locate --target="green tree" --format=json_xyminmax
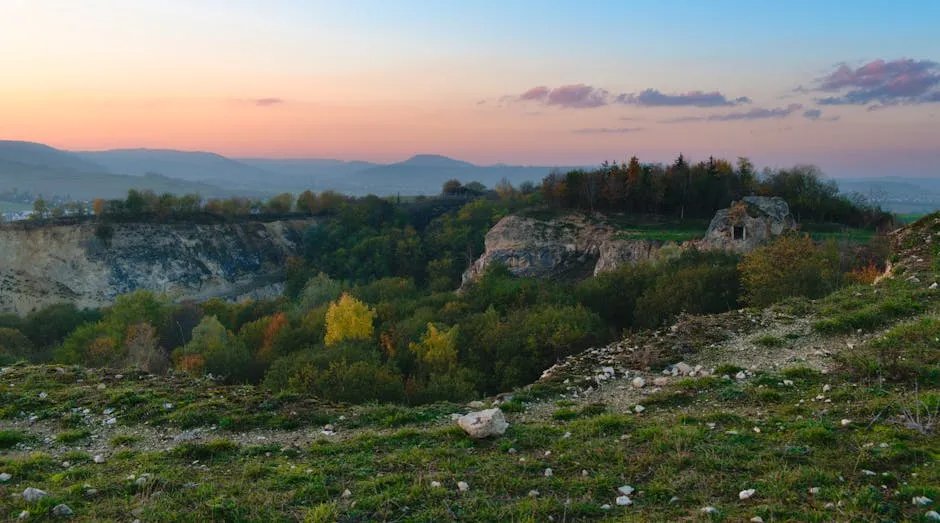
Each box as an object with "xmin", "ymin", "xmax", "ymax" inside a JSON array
[
  {"xmin": 739, "ymin": 234, "xmax": 841, "ymax": 307},
  {"xmin": 409, "ymin": 323, "xmax": 458, "ymax": 372},
  {"xmin": 177, "ymin": 316, "xmax": 248, "ymax": 380}
]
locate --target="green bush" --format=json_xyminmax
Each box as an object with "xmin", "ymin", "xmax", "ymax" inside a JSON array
[{"xmin": 739, "ymin": 234, "xmax": 842, "ymax": 307}]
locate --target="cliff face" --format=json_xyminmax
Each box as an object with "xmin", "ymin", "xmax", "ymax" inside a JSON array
[
  {"xmin": 0, "ymin": 219, "xmax": 313, "ymax": 315},
  {"xmin": 462, "ymin": 214, "xmax": 669, "ymax": 284}
]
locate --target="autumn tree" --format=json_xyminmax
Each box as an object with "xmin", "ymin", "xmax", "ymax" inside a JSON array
[
  {"xmin": 177, "ymin": 316, "xmax": 249, "ymax": 380},
  {"xmin": 296, "ymin": 190, "xmax": 318, "ymax": 214},
  {"xmin": 739, "ymin": 234, "xmax": 841, "ymax": 307},
  {"xmin": 409, "ymin": 323, "xmax": 458, "ymax": 372},
  {"xmin": 324, "ymin": 293, "xmax": 376, "ymax": 346}
]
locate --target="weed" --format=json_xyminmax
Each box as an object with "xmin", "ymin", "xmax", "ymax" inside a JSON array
[{"xmin": 55, "ymin": 429, "xmax": 91, "ymax": 444}]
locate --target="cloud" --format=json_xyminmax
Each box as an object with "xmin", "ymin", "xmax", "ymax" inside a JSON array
[
  {"xmin": 617, "ymin": 89, "xmax": 751, "ymax": 107},
  {"xmin": 660, "ymin": 104, "xmax": 803, "ymax": 123},
  {"xmin": 251, "ymin": 97, "xmax": 286, "ymax": 107},
  {"xmin": 803, "ymin": 109, "xmax": 822, "ymax": 120},
  {"xmin": 572, "ymin": 127, "xmax": 643, "ymax": 134},
  {"xmin": 510, "ymin": 85, "xmax": 749, "ymax": 109},
  {"xmin": 811, "ymin": 58, "xmax": 940, "ymax": 106}
]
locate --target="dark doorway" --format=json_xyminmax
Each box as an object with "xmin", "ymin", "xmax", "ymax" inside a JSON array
[{"xmin": 732, "ymin": 225, "xmax": 745, "ymax": 240}]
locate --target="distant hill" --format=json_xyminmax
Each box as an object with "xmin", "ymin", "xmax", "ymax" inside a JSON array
[
  {"xmin": 836, "ymin": 176, "xmax": 940, "ymax": 213},
  {"xmin": 0, "ymin": 140, "xmax": 107, "ymax": 173},
  {"xmin": 0, "ymin": 141, "xmax": 238, "ymax": 200},
  {"xmin": 235, "ymin": 158, "xmax": 380, "ymax": 185}
]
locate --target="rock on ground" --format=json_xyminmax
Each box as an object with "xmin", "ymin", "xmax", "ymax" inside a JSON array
[{"xmin": 457, "ymin": 408, "xmax": 509, "ymax": 439}]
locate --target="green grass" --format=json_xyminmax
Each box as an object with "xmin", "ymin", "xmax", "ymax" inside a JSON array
[
  {"xmin": 55, "ymin": 428, "xmax": 91, "ymax": 444},
  {"xmin": 0, "ymin": 429, "xmax": 28, "ymax": 449},
  {"xmin": 752, "ymin": 334, "xmax": 786, "ymax": 348}
]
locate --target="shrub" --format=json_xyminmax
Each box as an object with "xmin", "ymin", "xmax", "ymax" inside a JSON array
[
  {"xmin": 175, "ymin": 316, "xmax": 249, "ymax": 381},
  {"xmin": 739, "ymin": 234, "xmax": 842, "ymax": 307},
  {"xmin": 0, "ymin": 327, "xmax": 34, "ymax": 363}
]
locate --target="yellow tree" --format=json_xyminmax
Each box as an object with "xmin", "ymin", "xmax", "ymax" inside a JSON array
[
  {"xmin": 324, "ymin": 293, "xmax": 376, "ymax": 346},
  {"xmin": 409, "ymin": 323, "xmax": 458, "ymax": 372}
]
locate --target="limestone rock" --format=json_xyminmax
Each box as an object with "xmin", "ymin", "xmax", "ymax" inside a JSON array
[
  {"xmin": 702, "ymin": 196, "xmax": 795, "ymax": 252},
  {"xmin": 457, "ymin": 409, "xmax": 509, "ymax": 439},
  {"xmin": 52, "ymin": 504, "xmax": 73, "ymax": 517},
  {"xmin": 22, "ymin": 487, "xmax": 48, "ymax": 502}
]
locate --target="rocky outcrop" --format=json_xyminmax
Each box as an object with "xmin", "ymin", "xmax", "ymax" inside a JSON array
[
  {"xmin": 461, "ymin": 214, "xmax": 669, "ymax": 285},
  {"xmin": 701, "ymin": 196, "xmax": 795, "ymax": 252},
  {"xmin": 0, "ymin": 219, "xmax": 314, "ymax": 315}
]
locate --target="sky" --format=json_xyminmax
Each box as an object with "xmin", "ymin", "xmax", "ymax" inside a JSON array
[{"xmin": 1, "ymin": 0, "xmax": 939, "ymax": 176}]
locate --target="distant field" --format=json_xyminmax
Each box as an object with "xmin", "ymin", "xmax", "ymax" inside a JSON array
[
  {"xmin": 808, "ymin": 229, "xmax": 875, "ymax": 243},
  {"xmin": 897, "ymin": 212, "xmax": 927, "ymax": 224},
  {"xmin": 0, "ymin": 200, "xmax": 31, "ymax": 213}
]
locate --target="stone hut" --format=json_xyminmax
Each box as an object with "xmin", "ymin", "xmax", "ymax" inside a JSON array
[{"xmin": 703, "ymin": 196, "xmax": 795, "ymax": 252}]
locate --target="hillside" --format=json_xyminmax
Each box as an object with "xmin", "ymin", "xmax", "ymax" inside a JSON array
[
  {"xmin": 1, "ymin": 215, "xmax": 937, "ymax": 521},
  {"xmin": 0, "ymin": 141, "xmax": 106, "ymax": 174}
]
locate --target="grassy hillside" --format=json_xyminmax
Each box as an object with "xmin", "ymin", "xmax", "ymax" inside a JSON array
[{"xmin": 1, "ymin": 216, "xmax": 937, "ymax": 521}]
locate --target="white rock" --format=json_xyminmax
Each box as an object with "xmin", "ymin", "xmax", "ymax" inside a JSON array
[
  {"xmin": 809, "ymin": 487, "xmax": 820, "ymax": 495},
  {"xmin": 22, "ymin": 487, "xmax": 48, "ymax": 502},
  {"xmin": 467, "ymin": 401, "xmax": 485, "ymax": 408},
  {"xmin": 824, "ymin": 502, "xmax": 835, "ymax": 509},
  {"xmin": 653, "ymin": 377, "xmax": 669, "ymax": 387},
  {"xmin": 862, "ymin": 469, "xmax": 876, "ymax": 476},
  {"xmin": 18, "ymin": 511, "xmax": 29, "ymax": 520},
  {"xmin": 735, "ymin": 371, "xmax": 747, "ymax": 380},
  {"xmin": 823, "ymin": 384, "xmax": 831, "ymax": 393},
  {"xmin": 93, "ymin": 455, "xmax": 106, "ymax": 464},
  {"xmin": 618, "ymin": 485, "xmax": 634, "ymax": 496},
  {"xmin": 634, "ymin": 405, "xmax": 645, "ymax": 413},
  {"xmin": 750, "ymin": 518, "xmax": 764, "ymax": 523},
  {"xmin": 457, "ymin": 481, "xmax": 470, "ymax": 492},
  {"xmin": 616, "ymin": 496, "xmax": 632, "ymax": 506},
  {"xmin": 507, "ymin": 448, "xmax": 517, "ymax": 454},
  {"xmin": 739, "ymin": 489, "xmax": 756, "ymax": 500},
  {"xmin": 544, "ymin": 468, "xmax": 553, "ymax": 477},
  {"xmin": 926, "ymin": 511, "xmax": 940, "ymax": 521},
  {"xmin": 631, "ymin": 377, "xmax": 646, "ymax": 388},
  {"xmin": 581, "ymin": 470, "xmax": 589, "ymax": 477},
  {"xmin": 753, "ymin": 427, "xmax": 761, "ymax": 434},
  {"xmin": 52, "ymin": 504, "xmax": 73, "ymax": 517},
  {"xmin": 0, "ymin": 472, "xmax": 11, "ymax": 482},
  {"xmin": 701, "ymin": 506, "xmax": 719, "ymax": 514},
  {"xmin": 782, "ymin": 380, "xmax": 794, "ymax": 386},
  {"xmin": 39, "ymin": 392, "xmax": 48, "ymax": 399},
  {"xmin": 930, "ymin": 282, "xmax": 938, "ymax": 290},
  {"xmin": 457, "ymin": 409, "xmax": 509, "ymax": 439},
  {"xmin": 97, "ymin": 383, "xmax": 106, "ymax": 390},
  {"xmin": 528, "ymin": 490, "xmax": 540, "ymax": 497},
  {"xmin": 841, "ymin": 419, "xmax": 852, "ymax": 426},
  {"xmin": 600, "ymin": 504, "xmax": 611, "ymax": 510},
  {"xmin": 913, "ymin": 496, "xmax": 933, "ymax": 506},
  {"xmin": 562, "ymin": 432, "xmax": 571, "ymax": 439},
  {"xmin": 675, "ymin": 362, "xmax": 693, "ymax": 375},
  {"xmin": 430, "ymin": 481, "xmax": 442, "ymax": 488},
  {"xmin": 342, "ymin": 489, "xmax": 352, "ymax": 499},
  {"xmin": 105, "ymin": 417, "xmax": 117, "ymax": 425},
  {"xmin": 163, "ymin": 403, "xmax": 174, "ymax": 409}
]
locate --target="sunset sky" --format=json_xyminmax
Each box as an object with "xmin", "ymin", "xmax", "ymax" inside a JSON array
[{"xmin": 2, "ymin": 0, "xmax": 939, "ymax": 176}]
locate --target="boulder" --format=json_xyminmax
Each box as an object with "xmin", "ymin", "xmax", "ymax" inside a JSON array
[
  {"xmin": 457, "ymin": 408, "xmax": 509, "ymax": 439},
  {"xmin": 22, "ymin": 487, "xmax": 48, "ymax": 502}
]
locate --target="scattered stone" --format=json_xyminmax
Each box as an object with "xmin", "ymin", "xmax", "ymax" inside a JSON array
[
  {"xmin": 61, "ymin": 461, "xmax": 71, "ymax": 469},
  {"xmin": 581, "ymin": 470, "xmax": 589, "ymax": 477},
  {"xmin": 528, "ymin": 490, "xmax": 540, "ymax": 497},
  {"xmin": 926, "ymin": 510, "xmax": 940, "ymax": 521},
  {"xmin": 39, "ymin": 392, "xmax": 48, "ymax": 399},
  {"xmin": 701, "ymin": 506, "xmax": 719, "ymax": 515},
  {"xmin": 653, "ymin": 377, "xmax": 669, "ymax": 387},
  {"xmin": 507, "ymin": 448, "xmax": 517, "ymax": 454},
  {"xmin": 930, "ymin": 282, "xmax": 938, "ymax": 290},
  {"xmin": 739, "ymin": 489, "xmax": 756, "ymax": 500},
  {"xmin": 841, "ymin": 419, "xmax": 852, "ymax": 426},
  {"xmin": 18, "ymin": 511, "xmax": 29, "ymax": 520},
  {"xmin": 600, "ymin": 504, "xmax": 611, "ymax": 510},
  {"xmin": 93, "ymin": 455, "xmax": 106, "ymax": 464},
  {"xmin": 735, "ymin": 371, "xmax": 747, "ymax": 380},
  {"xmin": 562, "ymin": 432, "xmax": 571, "ymax": 439},
  {"xmin": 616, "ymin": 496, "xmax": 632, "ymax": 506},
  {"xmin": 342, "ymin": 489, "xmax": 352, "ymax": 499},
  {"xmin": 52, "ymin": 504, "xmax": 73, "ymax": 517},
  {"xmin": 669, "ymin": 496, "xmax": 680, "ymax": 504},
  {"xmin": 618, "ymin": 485, "xmax": 634, "ymax": 496},
  {"xmin": 163, "ymin": 403, "xmax": 174, "ymax": 409},
  {"xmin": 809, "ymin": 487, "xmax": 820, "ymax": 495},
  {"xmin": 467, "ymin": 401, "xmax": 485, "ymax": 409},
  {"xmin": 0, "ymin": 472, "xmax": 11, "ymax": 482},
  {"xmin": 823, "ymin": 384, "xmax": 831, "ymax": 393},
  {"xmin": 782, "ymin": 380, "xmax": 794, "ymax": 386},
  {"xmin": 97, "ymin": 383, "xmax": 106, "ymax": 390},
  {"xmin": 85, "ymin": 489, "xmax": 98, "ymax": 496},
  {"xmin": 544, "ymin": 468, "xmax": 553, "ymax": 477},
  {"xmin": 824, "ymin": 502, "xmax": 835, "ymax": 509},
  {"xmin": 674, "ymin": 362, "xmax": 693, "ymax": 375},
  {"xmin": 753, "ymin": 427, "xmax": 761, "ymax": 434},
  {"xmin": 750, "ymin": 518, "xmax": 765, "ymax": 523},
  {"xmin": 862, "ymin": 469, "xmax": 876, "ymax": 476},
  {"xmin": 105, "ymin": 417, "xmax": 117, "ymax": 425},
  {"xmin": 430, "ymin": 481, "xmax": 442, "ymax": 488},
  {"xmin": 457, "ymin": 481, "xmax": 470, "ymax": 492},
  {"xmin": 457, "ymin": 409, "xmax": 509, "ymax": 439},
  {"xmin": 634, "ymin": 405, "xmax": 645, "ymax": 413},
  {"xmin": 913, "ymin": 496, "xmax": 933, "ymax": 506},
  {"xmin": 631, "ymin": 376, "xmax": 646, "ymax": 388},
  {"xmin": 23, "ymin": 487, "xmax": 49, "ymax": 502}
]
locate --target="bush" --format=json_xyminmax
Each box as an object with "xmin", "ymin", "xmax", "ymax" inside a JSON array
[
  {"xmin": 175, "ymin": 316, "xmax": 249, "ymax": 381},
  {"xmin": 739, "ymin": 234, "xmax": 842, "ymax": 307},
  {"xmin": 0, "ymin": 327, "xmax": 34, "ymax": 363}
]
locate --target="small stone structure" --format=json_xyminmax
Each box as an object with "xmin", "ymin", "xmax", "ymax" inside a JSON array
[{"xmin": 703, "ymin": 196, "xmax": 795, "ymax": 252}]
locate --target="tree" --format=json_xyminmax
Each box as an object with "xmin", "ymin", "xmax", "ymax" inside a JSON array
[
  {"xmin": 739, "ymin": 234, "xmax": 841, "ymax": 307},
  {"xmin": 442, "ymin": 179, "xmax": 463, "ymax": 196},
  {"xmin": 266, "ymin": 193, "xmax": 295, "ymax": 214},
  {"xmin": 297, "ymin": 190, "xmax": 318, "ymax": 214},
  {"xmin": 177, "ymin": 316, "xmax": 248, "ymax": 380},
  {"xmin": 125, "ymin": 323, "xmax": 169, "ymax": 374},
  {"xmin": 32, "ymin": 198, "xmax": 49, "ymax": 219},
  {"xmin": 324, "ymin": 293, "xmax": 376, "ymax": 346},
  {"xmin": 409, "ymin": 323, "xmax": 458, "ymax": 372}
]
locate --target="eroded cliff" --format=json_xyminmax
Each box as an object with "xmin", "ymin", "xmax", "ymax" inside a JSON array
[{"xmin": 0, "ymin": 219, "xmax": 313, "ymax": 314}]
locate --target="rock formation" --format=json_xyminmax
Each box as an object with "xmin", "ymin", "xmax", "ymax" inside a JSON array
[
  {"xmin": 461, "ymin": 214, "xmax": 669, "ymax": 285},
  {"xmin": 701, "ymin": 196, "xmax": 795, "ymax": 252},
  {"xmin": 0, "ymin": 218, "xmax": 313, "ymax": 315}
]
